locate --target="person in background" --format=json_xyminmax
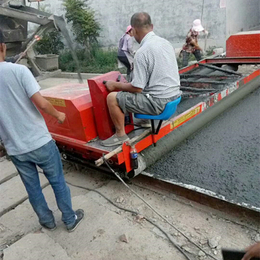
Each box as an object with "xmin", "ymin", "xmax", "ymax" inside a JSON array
[
  {"xmin": 242, "ymin": 242, "xmax": 260, "ymax": 260},
  {"xmin": 117, "ymin": 25, "xmax": 135, "ymax": 81},
  {"xmin": 0, "ymin": 30, "xmax": 84, "ymax": 232},
  {"xmin": 182, "ymin": 19, "xmax": 208, "ymax": 67}
]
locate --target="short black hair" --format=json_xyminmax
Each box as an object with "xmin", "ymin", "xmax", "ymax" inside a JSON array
[
  {"xmin": 0, "ymin": 30, "xmax": 4, "ymax": 44},
  {"xmin": 130, "ymin": 12, "xmax": 152, "ymax": 29}
]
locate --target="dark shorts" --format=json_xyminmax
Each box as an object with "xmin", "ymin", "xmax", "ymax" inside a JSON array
[{"xmin": 116, "ymin": 92, "xmax": 179, "ymax": 115}]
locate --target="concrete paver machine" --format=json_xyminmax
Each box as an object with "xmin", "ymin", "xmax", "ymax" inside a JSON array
[{"xmin": 40, "ymin": 31, "xmax": 260, "ymax": 179}]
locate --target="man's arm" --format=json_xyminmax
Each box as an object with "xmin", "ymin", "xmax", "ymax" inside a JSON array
[
  {"xmin": 127, "ymin": 37, "xmax": 135, "ymax": 57},
  {"xmin": 31, "ymin": 92, "xmax": 66, "ymax": 123},
  {"xmin": 242, "ymin": 243, "xmax": 260, "ymax": 260},
  {"xmin": 191, "ymin": 40, "xmax": 202, "ymax": 51},
  {"xmin": 18, "ymin": 66, "xmax": 65, "ymax": 123},
  {"xmin": 187, "ymin": 36, "xmax": 202, "ymax": 51},
  {"xmin": 105, "ymin": 81, "xmax": 142, "ymax": 93}
]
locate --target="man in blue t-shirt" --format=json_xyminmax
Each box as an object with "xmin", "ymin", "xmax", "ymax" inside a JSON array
[{"xmin": 0, "ymin": 30, "xmax": 84, "ymax": 232}]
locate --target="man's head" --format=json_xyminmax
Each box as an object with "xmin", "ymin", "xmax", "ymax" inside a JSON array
[
  {"xmin": 0, "ymin": 30, "xmax": 6, "ymax": 61},
  {"xmin": 130, "ymin": 12, "xmax": 153, "ymax": 43}
]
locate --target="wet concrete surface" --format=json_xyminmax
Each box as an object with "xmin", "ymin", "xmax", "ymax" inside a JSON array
[{"xmin": 147, "ymin": 87, "xmax": 260, "ymax": 209}]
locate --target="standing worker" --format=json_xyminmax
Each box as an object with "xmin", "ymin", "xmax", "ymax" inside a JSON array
[
  {"xmin": 181, "ymin": 19, "xmax": 208, "ymax": 67},
  {"xmin": 117, "ymin": 25, "xmax": 135, "ymax": 81},
  {"xmin": 0, "ymin": 30, "xmax": 84, "ymax": 232}
]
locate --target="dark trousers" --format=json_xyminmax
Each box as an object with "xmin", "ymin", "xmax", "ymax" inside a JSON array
[
  {"xmin": 182, "ymin": 50, "xmax": 202, "ymax": 67},
  {"xmin": 118, "ymin": 55, "xmax": 131, "ymax": 76}
]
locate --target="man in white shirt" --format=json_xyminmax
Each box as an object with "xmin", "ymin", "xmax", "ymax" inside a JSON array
[
  {"xmin": 102, "ymin": 12, "xmax": 181, "ymax": 147},
  {"xmin": 0, "ymin": 30, "xmax": 84, "ymax": 232}
]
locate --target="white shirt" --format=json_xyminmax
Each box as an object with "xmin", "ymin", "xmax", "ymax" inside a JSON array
[
  {"xmin": 0, "ymin": 62, "xmax": 51, "ymax": 155},
  {"xmin": 131, "ymin": 31, "xmax": 181, "ymax": 99}
]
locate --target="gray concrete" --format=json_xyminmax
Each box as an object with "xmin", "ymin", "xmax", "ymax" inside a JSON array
[
  {"xmin": 1, "ymin": 163, "xmax": 259, "ymax": 260},
  {"xmin": 146, "ymin": 87, "xmax": 260, "ymax": 209},
  {"xmin": 0, "ymin": 167, "xmax": 108, "ymax": 248},
  {"xmin": 0, "ymin": 159, "xmax": 17, "ymax": 184},
  {"xmin": 226, "ymin": 0, "xmax": 260, "ymax": 37},
  {"xmin": 0, "ymin": 173, "xmax": 49, "ymax": 217},
  {"xmin": 3, "ymin": 233, "xmax": 71, "ymax": 260}
]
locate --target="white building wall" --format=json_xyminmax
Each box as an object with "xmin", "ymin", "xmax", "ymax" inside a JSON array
[
  {"xmin": 226, "ymin": 0, "xmax": 260, "ymax": 37},
  {"xmin": 27, "ymin": 0, "xmax": 259, "ymax": 50}
]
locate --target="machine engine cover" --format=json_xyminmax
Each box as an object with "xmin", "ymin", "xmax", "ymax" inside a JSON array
[
  {"xmin": 226, "ymin": 31, "xmax": 260, "ymax": 58},
  {"xmin": 40, "ymin": 83, "xmax": 97, "ymax": 142}
]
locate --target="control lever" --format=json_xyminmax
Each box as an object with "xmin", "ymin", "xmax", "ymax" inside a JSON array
[
  {"xmin": 103, "ymin": 74, "xmax": 121, "ymax": 85},
  {"xmin": 117, "ymin": 75, "xmax": 121, "ymax": 82}
]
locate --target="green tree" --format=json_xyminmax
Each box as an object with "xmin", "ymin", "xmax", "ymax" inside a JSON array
[{"xmin": 63, "ymin": 0, "xmax": 100, "ymax": 48}]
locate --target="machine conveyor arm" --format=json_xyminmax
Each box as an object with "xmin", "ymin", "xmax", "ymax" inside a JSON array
[{"xmin": 0, "ymin": 5, "xmax": 54, "ymax": 25}]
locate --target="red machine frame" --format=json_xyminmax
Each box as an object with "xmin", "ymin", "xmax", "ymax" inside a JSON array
[{"xmin": 40, "ymin": 31, "xmax": 260, "ymax": 175}]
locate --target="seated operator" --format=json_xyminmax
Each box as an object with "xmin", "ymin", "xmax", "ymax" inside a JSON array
[{"xmin": 101, "ymin": 12, "xmax": 181, "ymax": 147}]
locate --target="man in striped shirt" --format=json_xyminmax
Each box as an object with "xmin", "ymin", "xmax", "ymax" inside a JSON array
[{"xmin": 102, "ymin": 12, "xmax": 181, "ymax": 147}]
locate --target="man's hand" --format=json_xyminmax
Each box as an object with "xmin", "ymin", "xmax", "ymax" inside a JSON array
[
  {"xmin": 242, "ymin": 243, "xmax": 260, "ymax": 260},
  {"xmin": 0, "ymin": 144, "xmax": 7, "ymax": 158},
  {"xmin": 57, "ymin": 112, "xmax": 66, "ymax": 124},
  {"xmin": 104, "ymin": 81, "xmax": 117, "ymax": 92},
  {"xmin": 31, "ymin": 92, "xmax": 66, "ymax": 124}
]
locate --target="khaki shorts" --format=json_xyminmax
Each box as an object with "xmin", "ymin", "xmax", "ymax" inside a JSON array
[{"xmin": 116, "ymin": 92, "xmax": 179, "ymax": 115}]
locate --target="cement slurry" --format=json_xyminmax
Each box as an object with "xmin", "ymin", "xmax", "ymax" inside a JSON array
[{"xmin": 147, "ymin": 87, "xmax": 260, "ymax": 209}]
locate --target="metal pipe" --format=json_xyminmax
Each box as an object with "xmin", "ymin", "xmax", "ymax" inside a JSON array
[
  {"xmin": 181, "ymin": 79, "xmax": 233, "ymax": 84},
  {"xmin": 198, "ymin": 63, "xmax": 242, "ymax": 75},
  {"xmin": 180, "ymin": 87, "xmax": 217, "ymax": 92},
  {"xmin": 0, "ymin": 6, "xmax": 50, "ymax": 25},
  {"xmin": 180, "ymin": 74, "xmax": 238, "ymax": 78}
]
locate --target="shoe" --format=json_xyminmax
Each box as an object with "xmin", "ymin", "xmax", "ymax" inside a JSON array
[
  {"xmin": 101, "ymin": 134, "xmax": 130, "ymax": 147},
  {"xmin": 41, "ymin": 222, "xmax": 57, "ymax": 231},
  {"xmin": 135, "ymin": 119, "xmax": 151, "ymax": 128},
  {"xmin": 67, "ymin": 209, "xmax": 84, "ymax": 233}
]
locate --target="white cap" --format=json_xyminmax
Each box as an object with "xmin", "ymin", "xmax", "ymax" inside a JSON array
[{"xmin": 192, "ymin": 19, "xmax": 204, "ymax": 32}]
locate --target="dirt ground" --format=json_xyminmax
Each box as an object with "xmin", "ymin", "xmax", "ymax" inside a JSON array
[{"xmin": 0, "ymin": 157, "xmax": 259, "ymax": 260}]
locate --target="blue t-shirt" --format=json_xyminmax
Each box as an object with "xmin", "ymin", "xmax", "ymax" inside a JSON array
[{"xmin": 0, "ymin": 62, "xmax": 52, "ymax": 155}]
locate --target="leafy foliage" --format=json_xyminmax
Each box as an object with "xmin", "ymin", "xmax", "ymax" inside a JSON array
[
  {"xmin": 63, "ymin": 0, "xmax": 100, "ymax": 47},
  {"xmin": 59, "ymin": 46, "xmax": 118, "ymax": 73},
  {"xmin": 206, "ymin": 46, "xmax": 217, "ymax": 56},
  {"xmin": 34, "ymin": 30, "xmax": 64, "ymax": 55}
]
